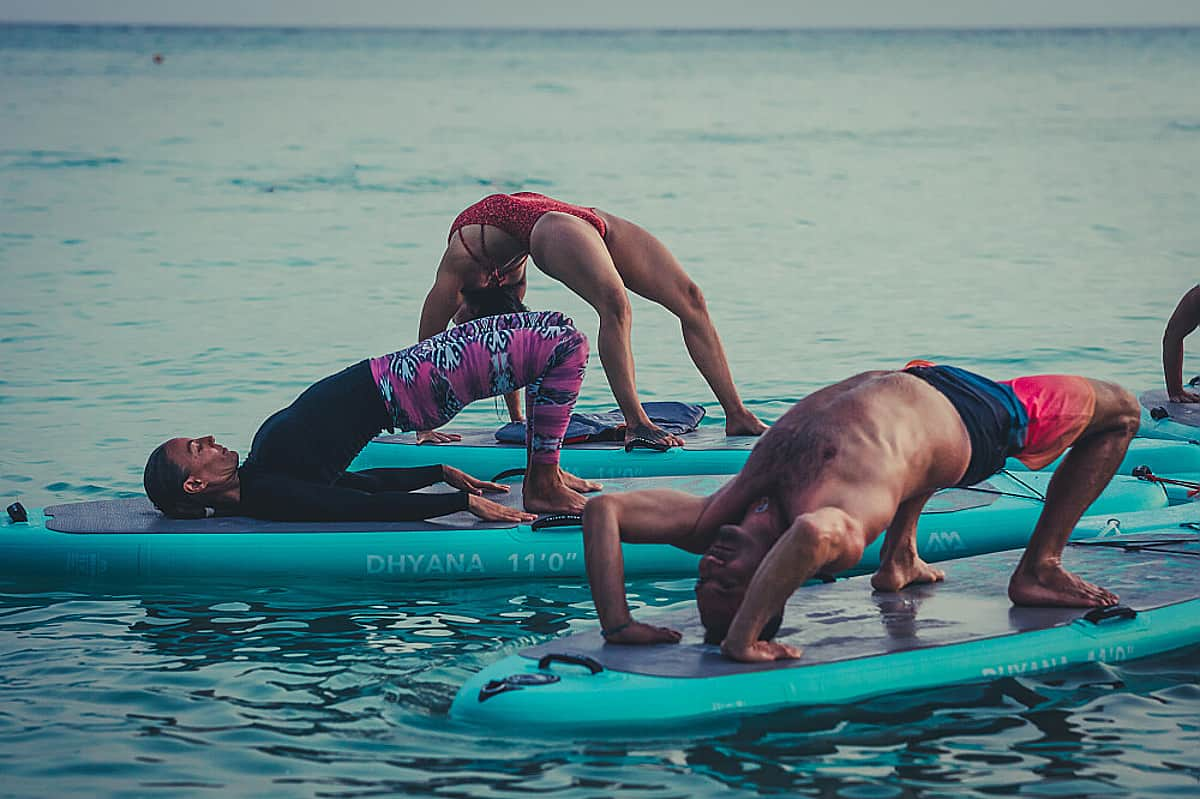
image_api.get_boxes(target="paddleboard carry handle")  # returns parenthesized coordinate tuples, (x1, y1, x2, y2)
(1082, 604, 1137, 625)
(477, 671, 560, 703)
(1189, 375, 1200, 387)
(1149, 406, 1169, 421)
(6, 503, 26, 523)
(490, 467, 526, 483)
(537, 652, 604, 675)
(530, 513, 583, 531)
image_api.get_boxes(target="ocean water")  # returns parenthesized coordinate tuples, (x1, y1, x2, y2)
(0, 24, 1197, 797)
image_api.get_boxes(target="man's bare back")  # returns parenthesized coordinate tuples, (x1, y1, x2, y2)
(581, 364, 1139, 663)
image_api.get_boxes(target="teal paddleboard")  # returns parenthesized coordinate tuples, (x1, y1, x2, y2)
(450, 505, 1200, 733)
(351, 426, 757, 480)
(355, 427, 1200, 480)
(0, 472, 1167, 587)
(1140, 386, 1200, 443)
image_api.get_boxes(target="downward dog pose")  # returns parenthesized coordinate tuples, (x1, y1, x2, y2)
(418, 192, 767, 450)
(144, 311, 601, 522)
(1163, 284, 1200, 402)
(582, 363, 1139, 661)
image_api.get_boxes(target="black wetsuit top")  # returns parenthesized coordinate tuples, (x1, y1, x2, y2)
(236, 360, 469, 521)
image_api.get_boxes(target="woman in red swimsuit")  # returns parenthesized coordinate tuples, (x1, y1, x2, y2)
(417, 192, 767, 449)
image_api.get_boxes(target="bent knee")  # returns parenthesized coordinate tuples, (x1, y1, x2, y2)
(675, 279, 707, 314)
(593, 290, 632, 324)
(1089, 379, 1140, 437)
(556, 326, 590, 362)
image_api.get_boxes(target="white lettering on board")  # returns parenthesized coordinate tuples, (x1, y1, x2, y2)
(367, 552, 486, 575)
(925, 530, 964, 553)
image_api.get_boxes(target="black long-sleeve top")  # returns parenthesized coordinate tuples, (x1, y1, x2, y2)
(235, 360, 469, 521)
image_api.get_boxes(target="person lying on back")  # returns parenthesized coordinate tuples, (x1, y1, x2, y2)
(144, 311, 600, 523)
(582, 362, 1139, 661)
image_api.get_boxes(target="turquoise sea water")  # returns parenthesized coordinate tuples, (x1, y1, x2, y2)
(1, 24, 1198, 797)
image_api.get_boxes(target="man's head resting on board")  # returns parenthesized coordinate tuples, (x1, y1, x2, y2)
(695, 494, 786, 645)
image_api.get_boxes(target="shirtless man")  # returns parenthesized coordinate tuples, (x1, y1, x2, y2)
(1163, 284, 1200, 403)
(581, 362, 1139, 662)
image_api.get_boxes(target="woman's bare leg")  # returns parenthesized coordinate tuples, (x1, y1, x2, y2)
(529, 212, 684, 448)
(597, 212, 767, 436)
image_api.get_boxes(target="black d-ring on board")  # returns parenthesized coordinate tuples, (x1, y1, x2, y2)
(1082, 604, 1138, 625)
(537, 652, 604, 674)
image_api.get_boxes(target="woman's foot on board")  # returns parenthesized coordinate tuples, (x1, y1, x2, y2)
(559, 467, 602, 494)
(624, 423, 684, 451)
(523, 465, 589, 514)
(725, 410, 768, 437)
(1008, 560, 1119, 607)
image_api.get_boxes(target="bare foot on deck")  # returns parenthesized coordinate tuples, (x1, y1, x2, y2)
(559, 467, 602, 494)
(725, 410, 768, 437)
(522, 469, 589, 514)
(871, 554, 946, 592)
(1008, 560, 1119, 607)
(624, 423, 684, 451)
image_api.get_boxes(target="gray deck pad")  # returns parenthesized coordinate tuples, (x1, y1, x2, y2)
(521, 532, 1200, 678)
(1141, 389, 1200, 429)
(42, 475, 734, 535)
(371, 426, 759, 451)
(41, 474, 998, 535)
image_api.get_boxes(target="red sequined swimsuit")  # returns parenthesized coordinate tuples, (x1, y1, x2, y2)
(449, 192, 608, 283)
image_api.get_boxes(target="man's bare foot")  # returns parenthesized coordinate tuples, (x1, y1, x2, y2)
(871, 554, 946, 592)
(1008, 561, 1119, 607)
(725, 411, 768, 437)
(559, 467, 602, 493)
(624, 423, 684, 451)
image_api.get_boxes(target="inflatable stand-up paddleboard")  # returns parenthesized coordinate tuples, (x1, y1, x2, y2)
(451, 507, 1200, 733)
(1140, 380, 1200, 443)
(0, 472, 1167, 587)
(353, 426, 759, 480)
(356, 428, 1200, 481)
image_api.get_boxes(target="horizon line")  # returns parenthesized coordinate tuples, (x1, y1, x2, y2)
(2, 20, 1200, 34)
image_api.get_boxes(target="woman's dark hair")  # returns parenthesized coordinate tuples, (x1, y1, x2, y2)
(143, 441, 207, 519)
(459, 285, 528, 321)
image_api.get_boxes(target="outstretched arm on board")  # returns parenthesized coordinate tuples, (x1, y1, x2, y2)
(581, 490, 709, 645)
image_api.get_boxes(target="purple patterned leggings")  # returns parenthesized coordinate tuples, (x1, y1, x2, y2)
(369, 311, 588, 465)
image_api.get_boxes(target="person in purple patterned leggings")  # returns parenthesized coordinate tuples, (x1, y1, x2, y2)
(372, 310, 600, 512)
(143, 311, 600, 522)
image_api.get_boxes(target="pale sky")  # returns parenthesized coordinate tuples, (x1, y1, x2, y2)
(2, 0, 1200, 29)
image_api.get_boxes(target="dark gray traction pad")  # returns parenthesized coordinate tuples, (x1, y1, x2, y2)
(371, 426, 759, 451)
(521, 532, 1200, 678)
(1141, 389, 1200, 429)
(42, 475, 735, 535)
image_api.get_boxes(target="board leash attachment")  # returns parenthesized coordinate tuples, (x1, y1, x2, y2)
(1130, 465, 1200, 497)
